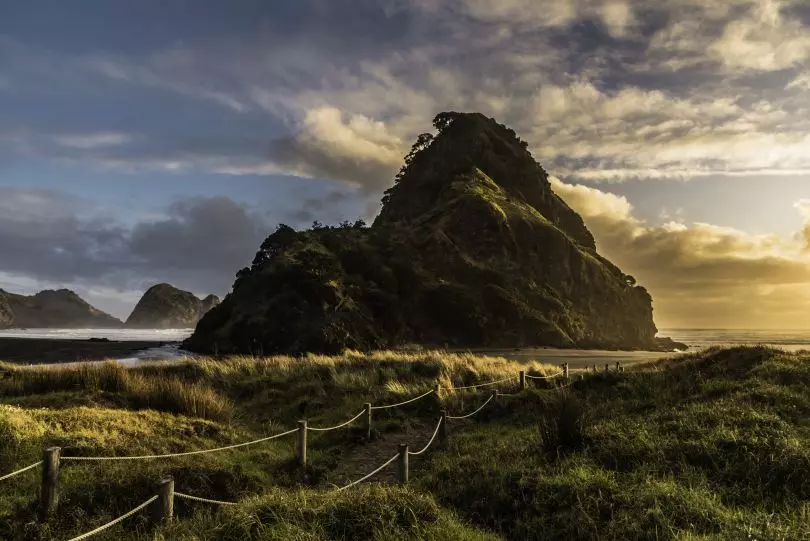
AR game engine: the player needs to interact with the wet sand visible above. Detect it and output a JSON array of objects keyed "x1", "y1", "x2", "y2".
[
  {"x1": 469, "y1": 347, "x2": 684, "y2": 371},
  {"x1": 0, "y1": 337, "x2": 167, "y2": 365}
]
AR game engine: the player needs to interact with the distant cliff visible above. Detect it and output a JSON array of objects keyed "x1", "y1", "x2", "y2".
[
  {"x1": 126, "y1": 284, "x2": 220, "y2": 329},
  {"x1": 0, "y1": 289, "x2": 122, "y2": 328},
  {"x1": 185, "y1": 112, "x2": 666, "y2": 355}
]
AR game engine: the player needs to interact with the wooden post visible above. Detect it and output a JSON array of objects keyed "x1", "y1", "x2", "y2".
[
  {"x1": 519, "y1": 370, "x2": 526, "y2": 391},
  {"x1": 397, "y1": 443, "x2": 409, "y2": 485},
  {"x1": 297, "y1": 420, "x2": 307, "y2": 470},
  {"x1": 615, "y1": 361, "x2": 621, "y2": 372},
  {"x1": 152, "y1": 478, "x2": 174, "y2": 524},
  {"x1": 563, "y1": 363, "x2": 569, "y2": 379},
  {"x1": 592, "y1": 365, "x2": 597, "y2": 373},
  {"x1": 439, "y1": 411, "x2": 448, "y2": 445},
  {"x1": 39, "y1": 447, "x2": 60, "y2": 520},
  {"x1": 604, "y1": 363, "x2": 609, "y2": 373},
  {"x1": 491, "y1": 389, "x2": 498, "y2": 402},
  {"x1": 363, "y1": 403, "x2": 372, "y2": 441}
]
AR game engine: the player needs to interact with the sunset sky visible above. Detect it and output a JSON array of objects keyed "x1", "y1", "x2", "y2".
[{"x1": 1, "y1": 0, "x2": 810, "y2": 329}]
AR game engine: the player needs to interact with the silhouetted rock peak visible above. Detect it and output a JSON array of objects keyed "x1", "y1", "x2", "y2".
[
  {"x1": 185, "y1": 112, "x2": 660, "y2": 355},
  {"x1": 0, "y1": 288, "x2": 122, "y2": 329},
  {"x1": 126, "y1": 284, "x2": 220, "y2": 329}
]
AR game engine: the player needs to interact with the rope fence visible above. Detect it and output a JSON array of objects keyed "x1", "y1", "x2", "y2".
[
  {"x1": 524, "y1": 370, "x2": 565, "y2": 380},
  {"x1": 408, "y1": 418, "x2": 443, "y2": 456},
  {"x1": 61, "y1": 428, "x2": 299, "y2": 461},
  {"x1": 336, "y1": 454, "x2": 399, "y2": 492},
  {"x1": 65, "y1": 495, "x2": 158, "y2": 541},
  {"x1": 307, "y1": 410, "x2": 365, "y2": 432},
  {"x1": 370, "y1": 389, "x2": 435, "y2": 410},
  {"x1": 442, "y1": 375, "x2": 515, "y2": 390},
  {"x1": 446, "y1": 393, "x2": 495, "y2": 420},
  {"x1": 2, "y1": 359, "x2": 634, "y2": 538},
  {"x1": 0, "y1": 460, "x2": 42, "y2": 482},
  {"x1": 175, "y1": 491, "x2": 238, "y2": 506}
]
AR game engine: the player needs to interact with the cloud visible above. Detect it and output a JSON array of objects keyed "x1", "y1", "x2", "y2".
[
  {"x1": 709, "y1": 0, "x2": 810, "y2": 71},
  {"x1": 5, "y1": 0, "x2": 810, "y2": 187},
  {"x1": 267, "y1": 107, "x2": 405, "y2": 191},
  {"x1": 796, "y1": 200, "x2": 810, "y2": 251},
  {"x1": 0, "y1": 189, "x2": 271, "y2": 315},
  {"x1": 551, "y1": 177, "x2": 810, "y2": 328},
  {"x1": 52, "y1": 132, "x2": 133, "y2": 149},
  {"x1": 86, "y1": 56, "x2": 250, "y2": 113}
]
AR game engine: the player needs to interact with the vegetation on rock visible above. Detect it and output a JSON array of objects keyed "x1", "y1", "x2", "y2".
[
  {"x1": 125, "y1": 283, "x2": 220, "y2": 329},
  {"x1": 185, "y1": 112, "x2": 660, "y2": 355}
]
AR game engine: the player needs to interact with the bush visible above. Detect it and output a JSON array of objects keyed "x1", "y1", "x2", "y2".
[{"x1": 539, "y1": 390, "x2": 587, "y2": 458}]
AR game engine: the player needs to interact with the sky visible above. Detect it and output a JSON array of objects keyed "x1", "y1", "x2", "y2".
[{"x1": 1, "y1": 0, "x2": 810, "y2": 329}]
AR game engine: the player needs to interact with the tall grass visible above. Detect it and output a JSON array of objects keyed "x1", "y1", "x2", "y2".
[
  {"x1": 8, "y1": 348, "x2": 807, "y2": 539},
  {"x1": 0, "y1": 362, "x2": 233, "y2": 421}
]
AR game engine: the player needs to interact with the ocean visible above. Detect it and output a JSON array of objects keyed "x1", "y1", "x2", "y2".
[{"x1": 660, "y1": 329, "x2": 810, "y2": 353}]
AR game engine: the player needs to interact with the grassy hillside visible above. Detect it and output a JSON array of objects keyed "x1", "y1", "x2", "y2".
[{"x1": 1, "y1": 347, "x2": 809, "y2": 540}]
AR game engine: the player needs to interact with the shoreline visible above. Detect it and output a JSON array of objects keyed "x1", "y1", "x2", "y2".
[{"x1": 0, "y1": 337, "x2": 169, "y2": 365}]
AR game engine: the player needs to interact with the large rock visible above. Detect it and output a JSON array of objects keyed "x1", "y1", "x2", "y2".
[
  {"x1": 126, "y1": 284, "x2": 220, "y2": 329},
  {"x1": 184, "y1": 112, "x2": 663, "y2": 355},
  {"x1": 0, "y1": 289, "x2": 122, "y2": 328}
]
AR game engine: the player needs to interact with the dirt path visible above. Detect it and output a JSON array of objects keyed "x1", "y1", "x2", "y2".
[{"x1": 325, "y1": 418, "x2": 443, "y2": 488}]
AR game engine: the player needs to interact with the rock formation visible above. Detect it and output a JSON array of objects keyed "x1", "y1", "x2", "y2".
[
  {"x1": 185, "y1": 112, "x2": 670, "y2": 354},
  {"x1": 0, "y1": 289, "x2": 122, "y2": 328},
  {"x1": 126, "y1": 284, "x2": 220, "y2": 328}
]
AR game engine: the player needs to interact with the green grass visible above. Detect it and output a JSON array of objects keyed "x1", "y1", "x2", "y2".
[{"x1": 2, "y1": 347, "x2": 810, "y2": 540}]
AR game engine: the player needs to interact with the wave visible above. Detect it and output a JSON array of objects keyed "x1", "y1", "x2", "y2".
[{"x1": 0, "y1": 328, "x2": 193, "y2": 342}]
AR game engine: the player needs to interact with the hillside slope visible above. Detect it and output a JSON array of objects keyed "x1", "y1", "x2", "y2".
[
  {"x1": 0, "y1": 289, "x2": 122, "y2": 329},
  {"x1": 1, "y1": 348, "x2": 808, "y2": 540},
  {"x1": 185, "y1": 112, "x2": 662, "y2": 355}
]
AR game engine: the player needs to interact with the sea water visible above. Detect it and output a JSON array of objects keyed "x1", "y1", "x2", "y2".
[{"x1": 0, "y1": 328, "x2": 193, "y2": 341}]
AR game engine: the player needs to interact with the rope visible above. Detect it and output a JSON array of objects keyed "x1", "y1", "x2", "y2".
[
  {"x1": 446, "y1": 393, "x2": 495, "y2": 420},
  {"x1": 66, "y1": 495, "x2": 158, "y2": 541},
  {"x1": 335, "y1": 453, "x2": 398, "y2": 492},
  {"x1": 307, "y1": 410, "x2": 365, "y2": 432},
  {"x1": 443, "y1": 375, "x2": 515, "y2": 390},
  {"x1": 175, "y1": 491, "x2": 238, "y2": 506},
  {"x1": 0, "y1": 460, "x2": 42, "y2": 482},
  {"x1": 370, "y1": 389, "x2": 434, "y2": 410},
  {"x1": 408, "y1": 418, "x2": 443, "y2": 456},
  {"x1": 524, "y1": 370, "x2": 565, "y2": 380},
  {"x1": 62, "y1": 428, "x2": 299, "y2": 461}
]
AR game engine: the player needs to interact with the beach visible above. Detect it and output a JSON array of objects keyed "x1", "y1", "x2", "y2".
[{"x1": 0, "y1": 337, "x2": 168, "y2": 364}]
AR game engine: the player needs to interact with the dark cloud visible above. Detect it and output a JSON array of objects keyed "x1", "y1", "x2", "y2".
[{"x1": 0, "y1": 188, "x2": 269, "y2": 302}]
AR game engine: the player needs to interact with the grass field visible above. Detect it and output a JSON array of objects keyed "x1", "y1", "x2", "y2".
[{"x1": 1, "y1": 347, "x2": 809, "y2": 540}]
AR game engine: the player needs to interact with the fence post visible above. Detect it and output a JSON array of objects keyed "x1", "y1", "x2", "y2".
[
  {"x1": 397, "y1": 443, "x2": 409, "y2": 485},
  {"x1": 563, "y1": 363, "x2": 569, "y2": 379},
  {"x1": 39, "y1": 446, "x2": 60, "y2": 520},
  {"x1": 604, "y1": 363, "x2": 609, "y2": 373},
  {"x1": 491, "y1": 389, "x2": 498, "y2": 403},
  {"x1": 297, "y1": 420, "x2": 307, "y2": 470},
  {"x1": 615, "y1": 361, "x2": 621, "y2": 372},
  {"x1": 439, "y1": 411, "x2": 448, "y2": 445},
  {"x1": 152, "y1": 478, "x2": 174, "y2": 524},
  {"x1": 519, "y1": 370, "x2": 526, "y2": 391},
  {"x1": 363, "y1": 403, "x2": 372, "y2": 441}
]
